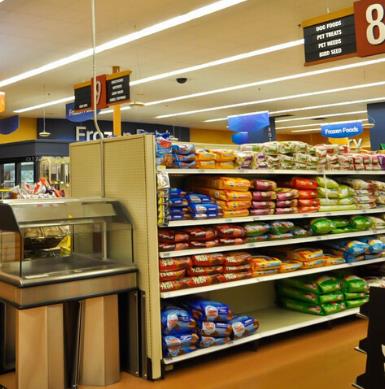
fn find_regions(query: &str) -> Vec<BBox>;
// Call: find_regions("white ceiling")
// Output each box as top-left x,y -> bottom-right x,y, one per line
1,0 -> 383,133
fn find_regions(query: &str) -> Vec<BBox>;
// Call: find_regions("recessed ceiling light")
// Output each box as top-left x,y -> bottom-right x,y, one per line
204,96 -> 385,123
146,56 -> 385,106
275,110 -> 367,123
155,80 -> 385,119
0,0 -> 247,88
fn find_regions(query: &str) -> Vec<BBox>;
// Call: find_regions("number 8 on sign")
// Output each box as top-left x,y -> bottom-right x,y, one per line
355,0 -> 385,56
366,3 -> 385,44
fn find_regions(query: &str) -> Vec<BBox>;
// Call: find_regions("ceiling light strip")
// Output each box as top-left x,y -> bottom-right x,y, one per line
0,0 -> 247,88
156,80 -> 385,119
146,56 -> 385,106
204,96 -> 385,123
275,110 -> 367,123
131,39 -> 304,86
14,96 -> 75,113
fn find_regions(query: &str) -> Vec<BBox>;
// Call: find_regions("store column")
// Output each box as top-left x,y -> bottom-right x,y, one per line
367,102 -> 385,150
247,117 -> 276,143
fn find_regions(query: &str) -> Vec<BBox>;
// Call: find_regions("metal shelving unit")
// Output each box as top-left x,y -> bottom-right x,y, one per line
70,137 -> 385,379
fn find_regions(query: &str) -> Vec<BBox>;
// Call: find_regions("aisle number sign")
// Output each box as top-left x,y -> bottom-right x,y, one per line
354,0 -> 385,56
73,70 -> 131,111
320,121 -> 363,138
303,0 -> 385,65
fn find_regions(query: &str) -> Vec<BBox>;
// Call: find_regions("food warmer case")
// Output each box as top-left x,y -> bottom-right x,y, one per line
0,198 -> 138,388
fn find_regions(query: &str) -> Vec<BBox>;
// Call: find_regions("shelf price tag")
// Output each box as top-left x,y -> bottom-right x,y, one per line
162,253 -> 171,258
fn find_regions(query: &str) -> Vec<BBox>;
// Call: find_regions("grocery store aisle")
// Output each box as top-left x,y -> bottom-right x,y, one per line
0,318 -> 366,389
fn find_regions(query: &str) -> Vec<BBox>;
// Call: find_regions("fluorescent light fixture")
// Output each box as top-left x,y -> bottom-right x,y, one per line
0,0 -> 247,89
99,106 -> 131,115
156,80 -> 385,119
133,39 -> 304,87
146,56 -> 385,106
204,96 -> 385,123
276,118 -> 368,130
275,110 -> 367,123
14,96 -> 74,113
12,39 -> 303,114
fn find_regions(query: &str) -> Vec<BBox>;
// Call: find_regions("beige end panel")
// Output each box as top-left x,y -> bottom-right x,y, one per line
103,136 -> 162,379
70,142 -> 102,197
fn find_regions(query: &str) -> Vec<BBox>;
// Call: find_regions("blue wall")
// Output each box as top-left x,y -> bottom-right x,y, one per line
368,102 -> 385,150
37,119 -> 190,142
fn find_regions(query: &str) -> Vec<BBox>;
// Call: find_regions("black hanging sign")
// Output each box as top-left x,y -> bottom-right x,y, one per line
73,81 -> 92,111
106,70 -> 131,106
302,7 -> 357,65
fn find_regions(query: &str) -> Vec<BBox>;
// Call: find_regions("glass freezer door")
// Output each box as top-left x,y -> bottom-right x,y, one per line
3,163 -> 15,188
20,162 -> 35,184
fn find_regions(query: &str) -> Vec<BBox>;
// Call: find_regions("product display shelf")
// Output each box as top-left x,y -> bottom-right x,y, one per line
160,256 -> 385,299
159,228 -> 385,258
166,207 -> 385,227
163,307 -> 360,365
70,137 -> 385,380
165,168 -> 385,176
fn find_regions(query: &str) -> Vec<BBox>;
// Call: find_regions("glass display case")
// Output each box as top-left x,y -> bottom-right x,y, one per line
0,198 -> 133,286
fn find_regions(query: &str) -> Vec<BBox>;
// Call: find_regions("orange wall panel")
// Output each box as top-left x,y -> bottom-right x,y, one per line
190,128 -> 233,144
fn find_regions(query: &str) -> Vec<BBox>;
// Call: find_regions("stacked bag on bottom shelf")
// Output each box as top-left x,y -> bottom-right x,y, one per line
161,305 -> 198,357
188,176 -> 251,218
186,299 -> 233,348
340,275 -> 369,309
186,298 -> 259,345
277,275 -> 346,316
161,298 -> 260,356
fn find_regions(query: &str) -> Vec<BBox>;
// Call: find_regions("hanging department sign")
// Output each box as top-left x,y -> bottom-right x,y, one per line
303,1 -> 385,65
303,8 -> 357,65
73,70 -> 131,111
321,121 -> 363,138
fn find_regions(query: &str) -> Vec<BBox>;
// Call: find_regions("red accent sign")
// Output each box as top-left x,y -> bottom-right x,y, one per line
355,0 -> 385,56
91,74 -> 107,110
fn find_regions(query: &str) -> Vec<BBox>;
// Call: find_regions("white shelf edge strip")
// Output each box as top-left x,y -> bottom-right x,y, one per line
160,257 -> 385,298
163,308 -> 359,365
159,229 -> 385,258
165,208 -> 385,228
165,168 -> 385,175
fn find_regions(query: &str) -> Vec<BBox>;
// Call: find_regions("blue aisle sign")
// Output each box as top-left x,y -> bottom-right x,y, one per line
321,121 -> 363,138
0,115 -> 19,135
66,102 -> 96,123
228,111 -> 270,144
